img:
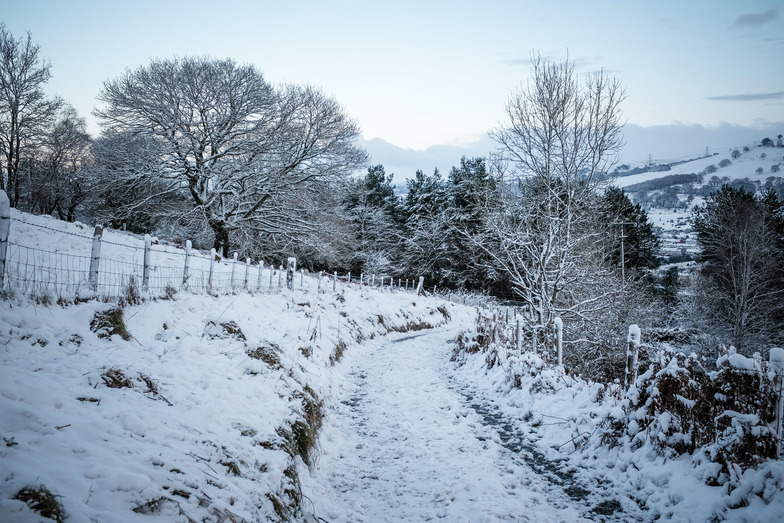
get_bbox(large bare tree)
[488,55,626,336]
[0,25,62,207]
[94,56,367,256]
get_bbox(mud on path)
[303,327,642,522]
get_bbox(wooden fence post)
[269,263,274,290]
[278,265,283,288]
[0,190,9,292]
[286,257,296,290]
[142,234,151,292]
[230,252,238,289]
[89,225,103,293]
[182,240,192,289]
[625,324,641,389]
[208,248,216,292]
[770,347,784,459]
[333,271,337,292]
[244,258,251,290]
[554,317,563,367]
[416,276,424,295]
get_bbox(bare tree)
[94,56,366,256]
[26,105,92,220]
[488,54,626,335]
[0,25,63,207]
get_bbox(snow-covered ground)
[303,325,597,522]
[2,207,784,522]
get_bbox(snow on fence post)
[286,257,296,290]
[333,271,337,292]
[0,190,9,292]
[269,264,274,290]
[770,347,784,459]
[244,258,251,290]
[230,252,238,289]
[299,268,304,289]
[208,248,216,292]
[318,270,323,292]
[416,276,424,295]
[88,225,103,293]
[515,318,522,353]
[278,265,283,288]
[142,234,152,292]
[256,261,264,291]
[553,317,563,367]
[625,324,641,389]
[182,240,192,289]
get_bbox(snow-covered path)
[304,326,592,522]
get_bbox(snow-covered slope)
[0,209,465,522]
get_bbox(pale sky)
[3,0,784,168]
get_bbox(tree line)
[2,25,782,377]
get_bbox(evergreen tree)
[692,186,784,350]
[599,187,660,274]
[344,165,403,277]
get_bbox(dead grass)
[14,486,65,522]
[247,344,283,370]
[102,367,133,389]
[329,340,347,365]
[90,308,131,341]
[204,320,246,341]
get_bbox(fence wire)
[1,218,423,302]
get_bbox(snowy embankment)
[0,282,458,521]
[450,323,784,522]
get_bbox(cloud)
[706,92,784,102]
[729,9,779,29]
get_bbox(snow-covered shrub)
[632,351,710,455]
[618,348,779,480]
[706,352,779,475]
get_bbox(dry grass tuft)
[102,367,133,388]
[90,308,131,341]
[204,320,246,341]
[329,340,347,365]
[14,486,65,522]
[247,344,283,370]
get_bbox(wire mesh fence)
[0,213,425,303]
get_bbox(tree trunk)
[209,219,231,258]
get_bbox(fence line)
[0,206,426,303]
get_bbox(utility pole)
[612,221,634,281]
